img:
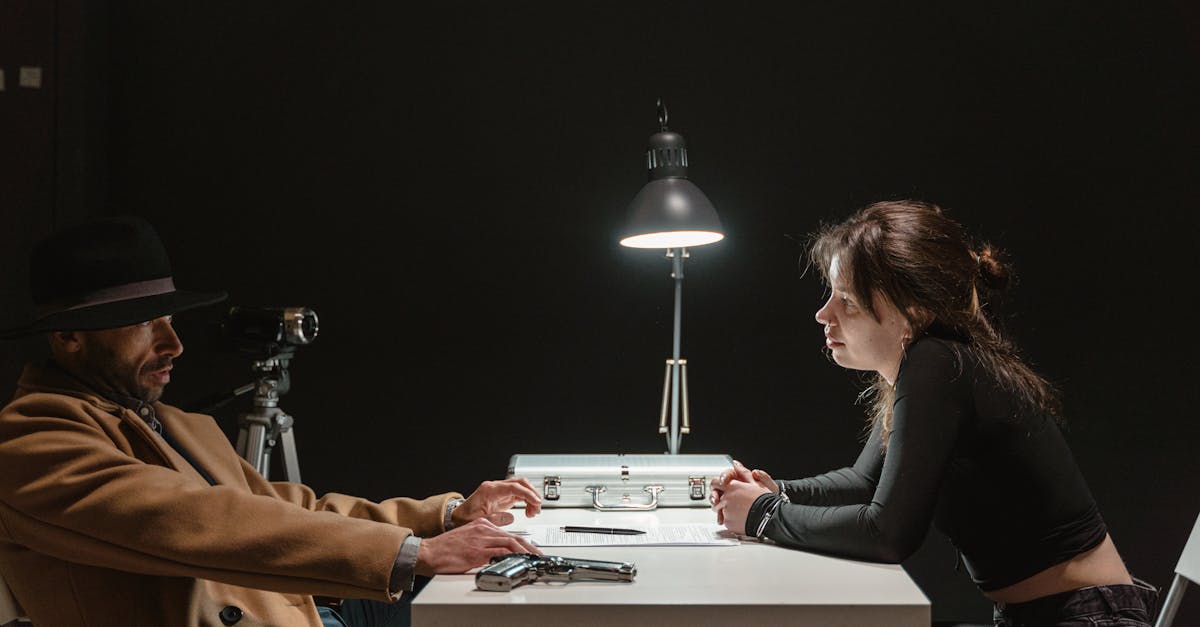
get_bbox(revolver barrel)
[556,557,637,582]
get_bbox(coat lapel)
[156,405,255,488]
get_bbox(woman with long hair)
[711,200,1157,626]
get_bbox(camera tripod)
[233,352,302,483]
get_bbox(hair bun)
[976,245,1011,291]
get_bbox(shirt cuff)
[389,535,421,596]
[745,493,783,539]
[444,497,465,530]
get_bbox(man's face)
[69,316,184,403]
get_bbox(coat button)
[219,605,243,624]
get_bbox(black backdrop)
[4,2,1200,622]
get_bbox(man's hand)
[452,478,543,527]
[414,518,542,576]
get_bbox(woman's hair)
[807,200,1061,446]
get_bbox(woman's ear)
[906,306,934,332]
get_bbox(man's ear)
[48,331,84,354]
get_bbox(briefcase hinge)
[543,476,561,500]
[689,476,706,500]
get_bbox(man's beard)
[81,344,173,403]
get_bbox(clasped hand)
[709,460,775,535]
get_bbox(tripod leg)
[261,447,274,481]
[236,427,249,459]
[239,423,270,478]
[276,426,302,483]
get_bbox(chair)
[0,572,28,626]
[1155,510,1200,627]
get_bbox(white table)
[412,508,930,626]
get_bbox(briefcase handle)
[585,485,664,511]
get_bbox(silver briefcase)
[506,453,733,510]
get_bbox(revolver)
[475,553,637,592]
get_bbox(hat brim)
[0,290,228,339]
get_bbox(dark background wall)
[3,1,1199,622]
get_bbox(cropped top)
[744,335,1107,591]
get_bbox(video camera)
[196,305,320,482]
[186,305,319,420]
[220,306,319,359]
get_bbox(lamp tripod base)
[658,358,691,453]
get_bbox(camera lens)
[282,307,319,345]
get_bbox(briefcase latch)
[543,476,561,501]
[689,476,706,500]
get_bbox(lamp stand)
[657,247,692,454]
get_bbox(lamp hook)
[656,97,669,131]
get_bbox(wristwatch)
[444,497,465,529]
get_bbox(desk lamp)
[620,99,724,455]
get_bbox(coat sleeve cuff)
[389,535,422,596]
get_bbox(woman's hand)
[710,460,774,530]
[750,467,781,495]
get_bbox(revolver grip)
[475,554,540,592]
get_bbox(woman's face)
[814,255,911,384]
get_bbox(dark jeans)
[317,576,430,627]
[992,577,1159,627]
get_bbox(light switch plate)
[19,66,42,89]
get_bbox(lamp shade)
[619,117,724,249]
[619,179,724,248]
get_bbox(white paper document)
[519,523,739,547]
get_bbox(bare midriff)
[984,534,1132,604]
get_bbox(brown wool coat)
[0,364,461,627]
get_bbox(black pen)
[561,525,646,535]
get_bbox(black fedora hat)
[0,216,227,339]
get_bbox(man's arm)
[257,477,460,539]
[0,395,418,600]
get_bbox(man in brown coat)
[0,216,542,626]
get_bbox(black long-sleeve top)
[745,336,1107,591]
